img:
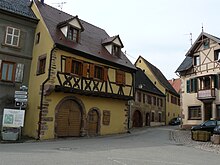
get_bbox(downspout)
[37,45,56,140]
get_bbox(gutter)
[37,45,56,140]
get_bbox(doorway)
[204,103,212,121]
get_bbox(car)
[191,119,220,134]
[213,125,220,135]
[169,117,181,125]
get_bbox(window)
[158,113,162,122]
[143,94,146,104]
[194,55,200,66]
[216,105,220,119]
[71,61,83,75]
[67,26,79,42]
[35,32,40,44]
[147,95,152,104]
[153,96,156,105]
[65,58,83,76]
[5,26,20,47]
[37,55,46,75]
[160,99,163,107]
[137,92,141,102]
[0,61,15,81]
[186,78,197,93]
[151,112,155,122]
[157,98,160,106]
[203,39,209,49]
[116,70,125,85]
[94,65,104,80]
[112,45,120,56]
[188,106,201,120]
[167,94,169,102]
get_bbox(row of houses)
[0,0,180,140]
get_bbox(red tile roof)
[168,78,181,94]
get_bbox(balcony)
[55,72,133,100]
[197,88,216,101]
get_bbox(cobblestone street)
[171,128,220,154]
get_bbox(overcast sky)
[44,0,220,79]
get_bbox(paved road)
[0,126,219,165]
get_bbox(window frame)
[194,55,200,66]
[112,44,120,56]
[0,61,16,82]
[188,106,201,120]
[5,26,20,47]
[37,55,46,75]
[116,70,125,85]
[67,26,80,42]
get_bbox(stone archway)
[55,96,86,137]
[87,108,101,136]
[132,110,143,127]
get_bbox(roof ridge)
[37,0,107,33]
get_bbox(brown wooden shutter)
[65,57,72,73]
[82,63,89,77]
[103,67,108,81]
[89,64,95,78]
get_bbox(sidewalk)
[171,128,220,154]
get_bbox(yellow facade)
[24,1,135,139]
[135,56,180,125]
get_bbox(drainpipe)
[37,45,56,140]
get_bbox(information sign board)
[2,109,25,127]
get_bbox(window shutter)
[15,63,24,82]
[89,64,94,78]
[194,78,198,92]
[103,67,108,81]
[186,80,190,93]
[82,63,89,77]
[65,57,72,73]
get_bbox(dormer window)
[112,45,120,56]
[67,26,79,42]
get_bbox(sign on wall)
[2,109,25,127]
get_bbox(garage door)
[56,100,81,137]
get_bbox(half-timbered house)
[24,0,136,139]
[176,31,220,128]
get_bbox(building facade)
[24,0,136,140]
[135,56,180,125]
[176,32,220,128]
[130,68,165,128]
[0,0,38,127]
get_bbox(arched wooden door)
[145,113,150,126]
[56,100,81,137]
[132,110,143,127]
[87,110,99,136]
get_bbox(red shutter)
[82,63,89,77]
[103,67,108,81]
[89,64,94,78]
[65,58,72,73]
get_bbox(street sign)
[14,95,27,99]
[15,91,27,95]
[15,98,28,102]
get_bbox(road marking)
[108,157,127,165]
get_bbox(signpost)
[1,85,28,141]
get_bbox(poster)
[2,109,25,127]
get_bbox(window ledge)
[1,43,21,50]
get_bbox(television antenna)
[52,2,67,10]
[184,33,193,46]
